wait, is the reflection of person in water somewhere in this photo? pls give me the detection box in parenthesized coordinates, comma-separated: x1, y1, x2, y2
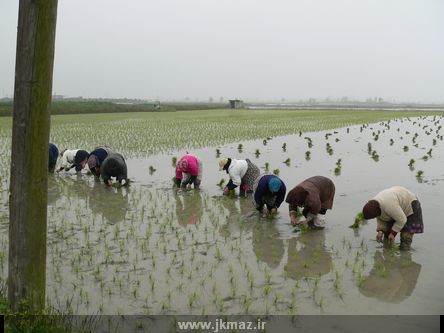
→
(285, 230, 332, 280)
(175, 191, 203, 228)
(252, 222, 285, 269)
(359, 249, 421, 303)
(88, 183, 129, 224)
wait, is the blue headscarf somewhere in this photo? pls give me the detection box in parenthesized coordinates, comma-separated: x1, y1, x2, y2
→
(268, 177, 282, 193)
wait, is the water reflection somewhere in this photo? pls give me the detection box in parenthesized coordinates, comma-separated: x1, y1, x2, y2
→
(359, 249, 421, 303)
(285, 230, 332, 280)
(175, 191, 203, 228)
(87, 181, 129, 225)
(252, 222, 285, 269)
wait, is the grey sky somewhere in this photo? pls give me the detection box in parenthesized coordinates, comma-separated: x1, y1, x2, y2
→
(1, 0, 443, 102)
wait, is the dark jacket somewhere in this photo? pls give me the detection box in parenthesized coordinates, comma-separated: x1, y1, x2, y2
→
(101, 153, 127, 183)
(254, 175, 286, 208)
(285, 176, 335, 214)
(48, 143, 59, 172)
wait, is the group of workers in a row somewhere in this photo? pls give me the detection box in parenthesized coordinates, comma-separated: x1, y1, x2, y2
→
(174, 154, 424, 251)
(48, 144, 424, 251)
(48, 143, 127, 186)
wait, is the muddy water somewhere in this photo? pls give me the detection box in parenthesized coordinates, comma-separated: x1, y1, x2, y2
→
(0, 115, 443, 315)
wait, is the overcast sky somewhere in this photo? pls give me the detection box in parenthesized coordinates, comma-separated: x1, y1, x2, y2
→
(1, 0, 443, 103)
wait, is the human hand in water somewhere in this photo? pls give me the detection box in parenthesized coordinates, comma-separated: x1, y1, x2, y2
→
(261, 207, 269, 217)
(223, 186, 229, 195)
(270, 208, 277, 215)
(376, 231, 384, 242)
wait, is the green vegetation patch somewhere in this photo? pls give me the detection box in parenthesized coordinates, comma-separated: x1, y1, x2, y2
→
(1, 109, 442, 158)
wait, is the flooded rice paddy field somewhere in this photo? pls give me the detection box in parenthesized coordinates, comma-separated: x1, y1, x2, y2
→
(0, 114, 444, 315)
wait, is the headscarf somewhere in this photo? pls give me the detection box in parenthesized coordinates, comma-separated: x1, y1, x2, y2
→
(178, 158, 189, 172)
(74, 150, 89, 166)
(285, 186, 307, 206)
(268, 177, 282, 193)
(362, 200, 381, 219)
(87, 155, 98, 169)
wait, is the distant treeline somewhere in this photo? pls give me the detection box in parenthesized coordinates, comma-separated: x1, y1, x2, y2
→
(0, 100, 228, 116)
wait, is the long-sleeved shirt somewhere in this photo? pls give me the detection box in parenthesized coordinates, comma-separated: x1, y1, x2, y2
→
(226, 159, 248, 189)
(286, 176, 335, 215)
(175, 155, 199, 180)
(373, 186, 417, 233)
(254, 175, 286, 208)
(101, 153, 128, 183)
(57, 149, 79, 171)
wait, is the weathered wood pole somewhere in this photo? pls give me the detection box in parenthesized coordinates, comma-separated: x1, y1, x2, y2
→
(8, 0, 58, 311)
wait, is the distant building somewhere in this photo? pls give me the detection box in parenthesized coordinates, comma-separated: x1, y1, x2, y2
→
(229, 99, 244, 109)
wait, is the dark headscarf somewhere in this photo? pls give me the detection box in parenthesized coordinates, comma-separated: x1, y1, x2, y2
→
(285, 186, 307, 206)
(362, 200, 381, 219)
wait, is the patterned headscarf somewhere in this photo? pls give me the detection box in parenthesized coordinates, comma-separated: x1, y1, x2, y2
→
(87, 155, 98, 169)
(178, 158, 189, 172)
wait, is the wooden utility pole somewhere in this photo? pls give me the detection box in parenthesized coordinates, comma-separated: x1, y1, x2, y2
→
(8, 0, 58, 311)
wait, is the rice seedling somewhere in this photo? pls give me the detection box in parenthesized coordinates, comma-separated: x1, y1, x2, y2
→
(416, 170, 424, 181)
(282, 142, 287, 151)
(334, 166, 341, 176)
(171, 156, 177, 167)
(149, 165, 156, 174)
(283, 158, 291, 166)
(427, 148, 432, 157)
(273, 169, 280, 176)
(403, 145, 409, 152)
(305, 151, 311, 161)
(349, 212, 365, 228)
(237, 143, 243, 152)
(255, 149, 261, 157)
(305, 137, 313, 148)
(326, 143, 334, 155)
